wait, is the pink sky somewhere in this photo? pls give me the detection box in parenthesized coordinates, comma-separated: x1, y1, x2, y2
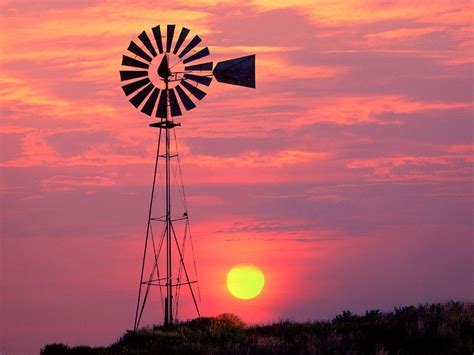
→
(1, 0, 473, 353)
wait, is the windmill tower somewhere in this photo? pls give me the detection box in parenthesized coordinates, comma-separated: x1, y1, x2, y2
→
(119, 24, 256, 329)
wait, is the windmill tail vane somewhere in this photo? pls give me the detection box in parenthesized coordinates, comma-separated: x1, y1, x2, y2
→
(119, 24, 255, 329)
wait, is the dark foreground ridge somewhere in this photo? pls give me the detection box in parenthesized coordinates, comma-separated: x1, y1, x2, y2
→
(42, 302, 473, 354)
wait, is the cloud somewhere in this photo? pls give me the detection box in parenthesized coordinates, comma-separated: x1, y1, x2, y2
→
(346, 140, 473, 182)
(41, 174, 117, 192)
(187, 194, 224, 206)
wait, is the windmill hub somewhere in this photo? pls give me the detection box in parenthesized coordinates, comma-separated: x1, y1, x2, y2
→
(147, 55, 182, 89)
(157, 55, 171, 79)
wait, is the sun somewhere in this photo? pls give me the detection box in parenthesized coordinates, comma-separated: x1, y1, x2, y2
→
(226, 264, 265, 300)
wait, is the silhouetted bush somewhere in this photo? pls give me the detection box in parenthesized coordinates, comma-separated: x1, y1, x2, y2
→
(41, 302, 474, 354)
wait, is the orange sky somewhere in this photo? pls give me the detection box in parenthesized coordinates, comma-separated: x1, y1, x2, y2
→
(1, 0, 473, 353)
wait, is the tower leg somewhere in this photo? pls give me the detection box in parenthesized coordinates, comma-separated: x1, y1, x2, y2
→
(164, 75, 173, 327)
(133, 127, 163, 331)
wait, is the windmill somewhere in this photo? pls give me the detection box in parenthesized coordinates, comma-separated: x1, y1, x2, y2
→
(119, 24, 256, 329)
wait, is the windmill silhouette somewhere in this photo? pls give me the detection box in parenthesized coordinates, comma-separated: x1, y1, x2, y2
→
(120, 24, 255, 329)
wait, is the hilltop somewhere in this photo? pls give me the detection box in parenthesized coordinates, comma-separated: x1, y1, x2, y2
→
(42, 302, 473, 354)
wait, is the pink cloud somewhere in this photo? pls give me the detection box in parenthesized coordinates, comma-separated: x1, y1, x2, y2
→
(41, 174, 117, 192)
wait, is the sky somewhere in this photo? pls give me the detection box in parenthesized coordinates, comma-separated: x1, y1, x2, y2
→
(1, 0, 473, 353)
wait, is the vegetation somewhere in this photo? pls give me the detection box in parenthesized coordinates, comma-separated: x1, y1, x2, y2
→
(42, 302, 473, 354)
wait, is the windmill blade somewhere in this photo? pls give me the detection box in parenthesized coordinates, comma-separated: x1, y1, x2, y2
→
(213, 54, 255, 88)
(141, 88, 160, 116)
(120, 70, 148, 81)
(166, 24, 175, 53)
(122, 77, 151, 96)
(168, 89, 182, 117)
(127, 41, 153, 62)
(138, 31, 157, 57)
(184, 62, 213, 71)
(130, 83, 154, 108)
(152, 25, 164, 54)
(183, 73, 212, 86)
(173, 27, 190, 54)
(182, 47, 210, 64)
(175, 85, 196, 111)
(181, 80, 207, 100)
(122, 55, 149, 69)
(179, 35, 202, 59)
(156, 89, 168, 118)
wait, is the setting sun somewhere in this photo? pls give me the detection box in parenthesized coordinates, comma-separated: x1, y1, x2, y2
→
(226, 264, 265, 300)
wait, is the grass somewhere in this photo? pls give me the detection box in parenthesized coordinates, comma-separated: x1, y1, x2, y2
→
(42, 301, 473, 354)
